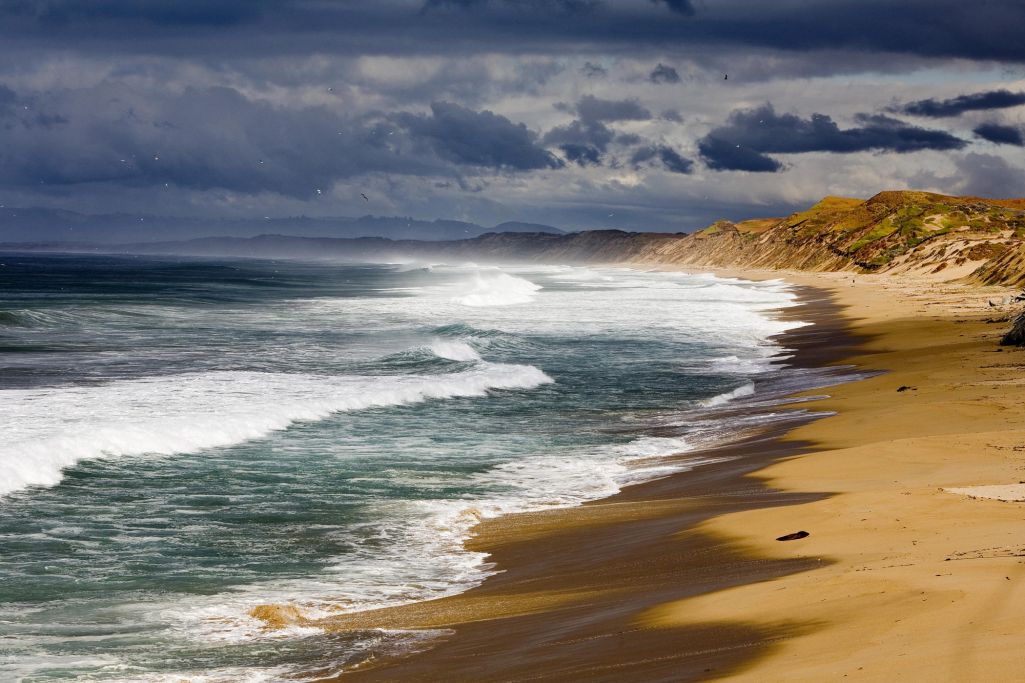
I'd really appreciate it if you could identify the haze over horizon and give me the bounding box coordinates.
[1,0,1025,240]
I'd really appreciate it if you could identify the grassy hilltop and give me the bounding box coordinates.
[654,190,1025,285]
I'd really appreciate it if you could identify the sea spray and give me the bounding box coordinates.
[452,271,541,307]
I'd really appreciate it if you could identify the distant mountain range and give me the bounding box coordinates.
[0,206,565,243]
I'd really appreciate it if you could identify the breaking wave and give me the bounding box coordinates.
[452,272,541,307]
[698,381,756,407]
[0,364,552,497]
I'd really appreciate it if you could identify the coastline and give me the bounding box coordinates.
[305,272,856,681]
[650,270,1025,681]
[309,268,1025,681]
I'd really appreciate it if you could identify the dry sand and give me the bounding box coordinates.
[300,270,1025,682]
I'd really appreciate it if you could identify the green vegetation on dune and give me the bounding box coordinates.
[684,190,1025,276]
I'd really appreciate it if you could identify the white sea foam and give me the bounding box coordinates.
[709,354,774,374]
[156,430,718,655]
[452,271,541,306]
[614,435,691,458]
[699,381,756,407]
[428,339,481,361]
[0,364,552,497]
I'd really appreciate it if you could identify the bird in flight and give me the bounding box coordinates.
[361,193,369,202]
[724,74,728,80]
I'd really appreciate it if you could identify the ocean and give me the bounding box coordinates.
[1,253,828,681]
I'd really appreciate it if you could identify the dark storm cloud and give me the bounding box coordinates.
[0,0,270,26]
[544,96,657,168]
[899,90,1025,117]
[0,84,394,196]
[560,143,602,166]
[394,101,562,170]
[543,126,611,167]
[3,0,1024,234]
[699,104,967,172]
[630,145,694,174]
[575,95,652,122]
[542,118,615,165]
[697,138,783,172]
[3,1,1025,64]
[649,64,680,84]
[0,84,558,196]
[0,83,16,113]
[421,0,601,12]
[657,146,694,174]
[650,0,694,17]
[973,122,1024,146]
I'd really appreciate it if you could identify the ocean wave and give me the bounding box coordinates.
[428,339,481,362]
[0,308,83,328]
[452,271,541,307]
[0,365,553,497]
[708,354,773,375]
[698,381,756,407]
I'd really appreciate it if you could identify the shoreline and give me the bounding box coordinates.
[654,270,1025,681]
[312,272,872,681]
[313,268,1025,681]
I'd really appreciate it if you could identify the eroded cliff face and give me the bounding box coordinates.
[620,191,1025,286]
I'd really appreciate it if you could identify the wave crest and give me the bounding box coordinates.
[0,365,553,497]
[453,272,540,307]
[428,339,481,362]
[698,382,756,407]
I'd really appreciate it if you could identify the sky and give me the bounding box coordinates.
[1,0,1025,234]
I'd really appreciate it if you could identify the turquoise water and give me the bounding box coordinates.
[0,254,810,681]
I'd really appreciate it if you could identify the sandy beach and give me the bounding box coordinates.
[301,269,1025,682]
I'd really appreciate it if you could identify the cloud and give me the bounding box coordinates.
[544,95,660,169]
[421,0,601,14]
[631,144,694,174]
[0,84,561,199]
[0,0,1024,67]
[395,101,562,170]
[698,104,967,172]
[650,0,695,16]
[697,138,783,172]
[649,63,680,84]
[657,146,693,174]
[2,1,1024,235]
[575,94,652,122]
[0,83,16,113]
[973,122,1024,146]
[0,0,270,26]
[0,84,402,196]
[952,153,1025,197]
[899,89,1025,117]
[559,143,602,166]
[542,118,614,165]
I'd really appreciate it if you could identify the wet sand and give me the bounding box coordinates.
[310,271,1025,682]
